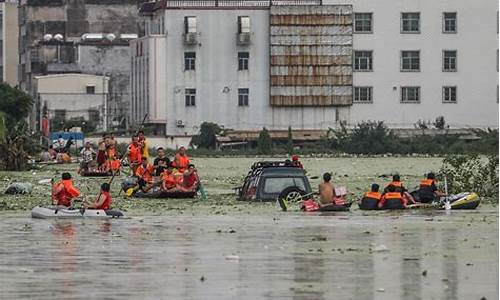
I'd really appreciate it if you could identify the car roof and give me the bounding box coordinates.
[260,167,306,176]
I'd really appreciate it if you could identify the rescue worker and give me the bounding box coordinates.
[134,157,155,193]
[318,172,336,205]
[83,183,112,210]
[378,185,406,209]
[291,154,304,169]
[128,135,143,174]
[416,172,446,203]
[78,142,96,175]
[181,164,199,192]
[383,174,406,194]
[161,165,178,191]
[138,130,150,159]
[51,173,81,208]
[96,136,107,172]
[173,146,190,173]
[359,183,382,210]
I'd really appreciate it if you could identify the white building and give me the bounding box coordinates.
[132,0,499,139]
[36,73,109,130]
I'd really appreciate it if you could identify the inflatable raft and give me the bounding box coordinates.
[80,171,113,177]
[407,192,480,210]
[134,190,197,199]
[31,206,124,219]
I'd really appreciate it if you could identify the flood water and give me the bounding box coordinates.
[0,208,498,300]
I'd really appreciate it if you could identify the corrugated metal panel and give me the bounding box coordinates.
[270,55,351,66]
[270,5,353,107]
[270,15,352,26]
[270,86,351,96]
[271,66,352,76]
[271,5,352,15]
[270,35,352,46]
[270,46,351,56]
[270,25,352,36]
[271,75,352,85]
[270,95,352,106]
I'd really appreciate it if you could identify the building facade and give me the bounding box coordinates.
[0,0,18,86]
[36,73,109,131]
[18,0,148,131]
[132,0,499,139]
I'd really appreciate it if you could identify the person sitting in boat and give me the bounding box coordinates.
[180,164,199,192]
[153,147,170,176]
[138,130,150,159]
[128,135,143,174]
[378,185,406,209]
[48,145,58,160]
[359,184,382,210]
[161,165,179,192]
[415,172,446,203]
[172,146,190,173]
[134,156,155,192]
[54,135,65,153]
[319,173,336,206]
[105,141,120,174]
[52,173,81,208]
[291,154,304,169]
[83,183,112,210]
[63,136,74,154]
[383,174,406,193]
[78,142,96,175]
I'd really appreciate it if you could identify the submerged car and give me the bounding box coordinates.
[237,161,312,202]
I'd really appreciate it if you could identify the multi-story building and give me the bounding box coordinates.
[18,0,148,131]
[132,0,498,140]
[0,0,18,86]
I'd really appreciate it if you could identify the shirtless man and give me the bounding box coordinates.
[318,172,335,205]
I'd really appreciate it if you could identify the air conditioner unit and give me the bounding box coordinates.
[176,120,185,128]
[183,33,197,45]
[237,33,251,45]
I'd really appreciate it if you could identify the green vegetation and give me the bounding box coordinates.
[191,122,222,149]
[257,127,272,154]
[0,83,38,171]
[438,155,499,200]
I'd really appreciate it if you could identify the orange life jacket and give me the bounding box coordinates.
[107,147,116,159]
[106,159,121,171]
[128,144,142,164]
[96,191,112,210]
[52,180,80,206]
[363,191,382,201]
[162,172,177,189]
[420,179,436,188]
[136,164,155,183]
[174,154,190,172]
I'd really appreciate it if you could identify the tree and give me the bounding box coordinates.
[191,122,222,149]
[0,83,37,170]
[286,126,294,155]
[258,127,272,154]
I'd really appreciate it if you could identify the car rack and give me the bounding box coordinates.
[251,161,295,170]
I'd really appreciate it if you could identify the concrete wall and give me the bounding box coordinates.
[134,0,499,138]
[1,1,18,86]
[331,0,499,128]
[36,73,109,123]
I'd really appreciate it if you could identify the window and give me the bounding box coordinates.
[401,86,420,103]
[443,12,457,33]
[401,50,420,71]
[86,85,95,94]
[354,51,373,71]
[443,86,457,103]
[443,50,457,71]
[184,52,196,71]
[401,12,420,33]
[354,13,373,33]
[185,88,196,107]
[263,177,306,195]
[238,88,249,106]
[353,87,373,103]
[238,52,249,70]
[238,16,250,33]
[184,16,197,33]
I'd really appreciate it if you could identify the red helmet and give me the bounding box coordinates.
[291,155,299,161]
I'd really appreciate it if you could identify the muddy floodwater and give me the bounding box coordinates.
[0,157,498,299]
[0,209,498,300]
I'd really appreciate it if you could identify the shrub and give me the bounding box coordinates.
[257,127,272,154]
[438,155,499,201]
[191,122,222,149]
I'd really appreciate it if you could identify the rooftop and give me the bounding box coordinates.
[140,0,322,14]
